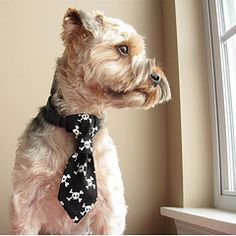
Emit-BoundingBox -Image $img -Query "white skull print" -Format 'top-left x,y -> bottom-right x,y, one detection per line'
72,125 -> 81,138
77,114 -> 92,123
90,126 -> 98,137
85,176 -> 96,189
79,138 -> 92,152
66,189 -> 84,202
71,152 -> 79,162
80,203 -> 94,216
61,174 -> 71,187
73,162 -> 87,176
72,216 -> 79,223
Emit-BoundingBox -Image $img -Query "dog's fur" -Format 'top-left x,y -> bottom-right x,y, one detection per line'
11,8 -> 171,234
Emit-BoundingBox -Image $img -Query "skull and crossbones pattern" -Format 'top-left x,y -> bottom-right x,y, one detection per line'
56,112 -> 101,223
72,216 -> 79,223
79,138 -> 93,152
85,176 -> 96,189
73,162 -> 87,176
66,189 -> 84,202
80,203 -> 94,216
72,125 -> 81,139
77,114 -> 92,123
90,126 -> 98,137
61,174 -> 71,187
71,152 -> 78,162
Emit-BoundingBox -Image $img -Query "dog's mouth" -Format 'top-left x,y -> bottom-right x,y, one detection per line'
105,87 -> 126,97
105,86 -> 147,98
104,77 -> 171,106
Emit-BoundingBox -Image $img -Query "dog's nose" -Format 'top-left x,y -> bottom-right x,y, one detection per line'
150,72 -> 161,86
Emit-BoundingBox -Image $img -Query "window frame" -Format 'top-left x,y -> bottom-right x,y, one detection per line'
203,0 -> 236,211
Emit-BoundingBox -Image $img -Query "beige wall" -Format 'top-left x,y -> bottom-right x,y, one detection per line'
163,0 -> 184,208
163,0 -> 213,207
0,0 -> 168,234
162,0 -> 213,233
175,0 -> 213,208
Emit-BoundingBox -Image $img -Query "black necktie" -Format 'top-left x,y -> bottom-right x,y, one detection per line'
44,96 -> 100,223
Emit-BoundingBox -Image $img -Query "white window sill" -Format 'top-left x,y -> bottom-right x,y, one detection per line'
160,207 -> 236,234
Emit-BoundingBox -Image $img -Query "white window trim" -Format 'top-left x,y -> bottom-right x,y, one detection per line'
221,24 -> 236,41
160,207 -> 236,234
202,0 -> 236,211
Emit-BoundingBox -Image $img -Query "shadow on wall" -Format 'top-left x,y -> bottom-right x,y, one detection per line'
108,107 -> 168,234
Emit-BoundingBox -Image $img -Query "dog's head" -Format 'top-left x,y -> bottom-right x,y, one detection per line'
60,8 -> 171,110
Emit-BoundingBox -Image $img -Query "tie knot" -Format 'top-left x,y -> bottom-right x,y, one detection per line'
44,97 -> 100,155
63,114 -> 100,154
64,114 -> 99,136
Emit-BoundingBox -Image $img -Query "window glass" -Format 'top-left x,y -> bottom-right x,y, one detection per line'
225,34 -> 236,191
217,0 -> 236,194
221,0 -> 236,31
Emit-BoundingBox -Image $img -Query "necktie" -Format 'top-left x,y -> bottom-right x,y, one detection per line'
44,96 -> 101,223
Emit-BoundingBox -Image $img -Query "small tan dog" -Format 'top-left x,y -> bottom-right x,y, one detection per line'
11,8 -> 171,234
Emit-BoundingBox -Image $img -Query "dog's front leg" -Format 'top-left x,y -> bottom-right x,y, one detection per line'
89,200 -> 127,235
11,169 -> 53,235
88,181 -> 127,235
10,194 -> 42,235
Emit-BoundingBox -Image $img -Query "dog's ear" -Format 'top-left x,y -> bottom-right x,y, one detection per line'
61,8 -> 103,43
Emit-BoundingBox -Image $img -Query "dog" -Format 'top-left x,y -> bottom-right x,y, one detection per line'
11,8 -> 171,234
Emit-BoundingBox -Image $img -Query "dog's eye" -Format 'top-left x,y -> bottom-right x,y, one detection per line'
118,45 -> 129,55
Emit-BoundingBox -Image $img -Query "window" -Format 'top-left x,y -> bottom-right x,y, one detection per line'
204,0 -> 236,210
